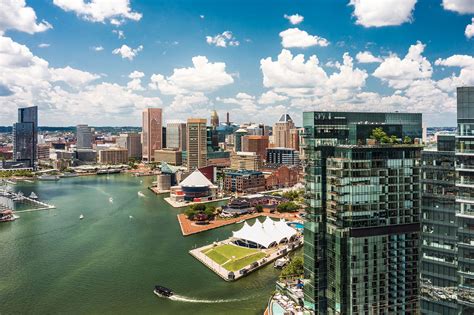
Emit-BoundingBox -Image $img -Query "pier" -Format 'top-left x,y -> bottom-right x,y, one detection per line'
0,188 -> 55,213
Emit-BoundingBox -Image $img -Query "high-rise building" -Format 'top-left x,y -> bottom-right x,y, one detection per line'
166,121 -> 187,151
76,124 -> 93,149
266,147 -> 300,166
211,110 -> 219,128
187,118 -> 207,171
98,148 -> 128,164
420,134 -> 458,314
142,108 -> 163,162
454,86 -> 474,313
273,113 -> 295,148
117,133 -> 142,160
242,135 -> 269,162
302,111 -> 423,313
13,106 -> 38,168
289,128 -> 300,151
234,128 -> 248,152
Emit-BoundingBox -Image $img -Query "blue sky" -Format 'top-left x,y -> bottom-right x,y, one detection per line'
1,0 -> 474,126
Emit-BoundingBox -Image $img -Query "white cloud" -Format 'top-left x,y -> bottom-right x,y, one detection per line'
206,31 -> 239,47
0,0 -> 52,34
92,46 -> 104,51
279,28 -> 329,48
128,71 -> 144,79
349,0 -> 417,27
149,56 -> 234,95
38,43 -> 50,48
260,49 -> 328,89
356,51 -> 382,63
284,14 -> 304,25
466,18 -> 474,38
169,93 -> 209,113
435,54 -> 474,88
373,41 -> 432,89
113,29 -> 125,39
327,53 -> 368,90
0,34 -> 158,126
127,70 -> 145,90
258,91 -> 289,104
442,0 -> 474,14
50,66 -> 100,86
52,0 -> 142,24
112,44 -> 143,60
200,15 -> 205,19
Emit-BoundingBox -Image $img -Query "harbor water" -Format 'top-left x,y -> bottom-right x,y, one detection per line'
0,175 -> 281,314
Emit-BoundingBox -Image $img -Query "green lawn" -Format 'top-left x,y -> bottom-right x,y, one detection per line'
202,244 -> 266,271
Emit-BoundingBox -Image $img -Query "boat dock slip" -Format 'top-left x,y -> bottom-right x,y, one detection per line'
189,239 -> 303,281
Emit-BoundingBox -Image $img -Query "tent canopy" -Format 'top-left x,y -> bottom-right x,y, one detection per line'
232,217 -> 297,248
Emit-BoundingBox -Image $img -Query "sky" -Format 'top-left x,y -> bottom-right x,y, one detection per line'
0,0 -> 474,127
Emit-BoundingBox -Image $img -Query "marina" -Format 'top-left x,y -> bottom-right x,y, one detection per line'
0,174 -> 282,314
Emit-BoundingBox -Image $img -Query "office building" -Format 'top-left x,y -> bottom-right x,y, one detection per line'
13,106 -> 38,168
211,109 -> 219,128
187,118 -> 207,171
207,126 -> 219,152
230,151 -> 261,171
289,128 -> 301,151
154,149 -> 182,166
302,111 -> 423,313
98,148 -> 128,164
76,124 -> 93,149
223,169 -> 266,193
273,113 -> 295,148
420,135 -> 458,314
454,86 -> 474,313
142,108 -> 163,162
37,144 -> 50,160
166,121 -> 186,151
234,128 -> 248,152
242,135 -> 269,162
266,147 -> 300,166
117,133 -> 142,160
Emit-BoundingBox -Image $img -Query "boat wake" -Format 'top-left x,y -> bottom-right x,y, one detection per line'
168,295 -> 245,304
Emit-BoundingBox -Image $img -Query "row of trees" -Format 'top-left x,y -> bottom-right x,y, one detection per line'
276,201 -> 299,213
184,204 -> 217,221
0,170 -> 34,178
370,127 -> 412,144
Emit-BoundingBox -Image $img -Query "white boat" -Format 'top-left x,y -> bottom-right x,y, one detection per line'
79,214 -> 84,220
29,192 -> 38,199
109,197 -> 113,203
129,215 -> 134,219
274,257 -> 289,269
138,191 -> 145,197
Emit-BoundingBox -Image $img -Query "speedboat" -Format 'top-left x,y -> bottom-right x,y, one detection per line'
138,191 -> 145,197
109,197 -> 113,203
274,257 -> 289,269
154,285 -> 173,298
0,210 -> 18,223
79,214 -> 84,220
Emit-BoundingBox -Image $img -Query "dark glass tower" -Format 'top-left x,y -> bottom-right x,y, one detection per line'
13,106 -> 38,168
302,111 -> 422,313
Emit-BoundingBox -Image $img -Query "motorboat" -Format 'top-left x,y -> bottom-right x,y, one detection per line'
274,257 -> 289,269
138,191 -> 145,197
154,285 -> 174,298
0,210 -> 18,223
29,192 -> 38,199
60,173 -> 78,178
79,214 -> 84,220
109,197 -> 113,203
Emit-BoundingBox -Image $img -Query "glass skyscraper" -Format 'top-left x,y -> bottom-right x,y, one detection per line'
13,106 -> 38,168
302,111 -> 423,314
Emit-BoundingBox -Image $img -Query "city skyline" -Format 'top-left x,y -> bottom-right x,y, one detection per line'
1,0 -> 474,127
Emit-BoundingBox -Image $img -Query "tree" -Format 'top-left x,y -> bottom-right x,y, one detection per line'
280,256 -> 304,279
403,136 -> 412,144
370,127 -> 387,142
277,202 -> 299,213
255,205 -> 263,213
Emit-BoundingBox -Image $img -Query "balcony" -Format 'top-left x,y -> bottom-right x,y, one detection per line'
456,210 -> 474,218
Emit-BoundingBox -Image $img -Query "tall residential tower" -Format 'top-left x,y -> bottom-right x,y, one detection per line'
13,106 -> 38,168
142,108 -> 163,162
186,118 -> 207,171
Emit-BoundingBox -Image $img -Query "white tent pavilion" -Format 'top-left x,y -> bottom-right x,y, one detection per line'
232,217 -> 298,249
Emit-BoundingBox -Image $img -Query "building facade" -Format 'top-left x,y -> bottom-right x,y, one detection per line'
302,111 -> 423,313
420,135 -> 458,314
230,151 -> 261,171
76,124 -> 93,149
13,106 -> 38,168
273,113 -> 295,148
154,149 -> 182,166
117,133 -> 142,160
187,118 -> 207,171
223,170 -> 266,193
142,108 -> 163,162
267,147 -> 300,166
98,148 -> 128,164
242,135 -> 269,162
234,129 -> 248,152
166,121 -> 187,151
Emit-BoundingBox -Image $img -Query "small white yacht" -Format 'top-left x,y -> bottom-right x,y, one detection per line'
79,214 -> 84,220
138,191 -> 145,197
29,192 -> 38,199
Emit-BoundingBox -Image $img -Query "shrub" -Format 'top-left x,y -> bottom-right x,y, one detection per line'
277,202 -> 299,213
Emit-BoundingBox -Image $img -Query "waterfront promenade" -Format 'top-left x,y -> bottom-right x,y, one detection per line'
177,210 -> 301,236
